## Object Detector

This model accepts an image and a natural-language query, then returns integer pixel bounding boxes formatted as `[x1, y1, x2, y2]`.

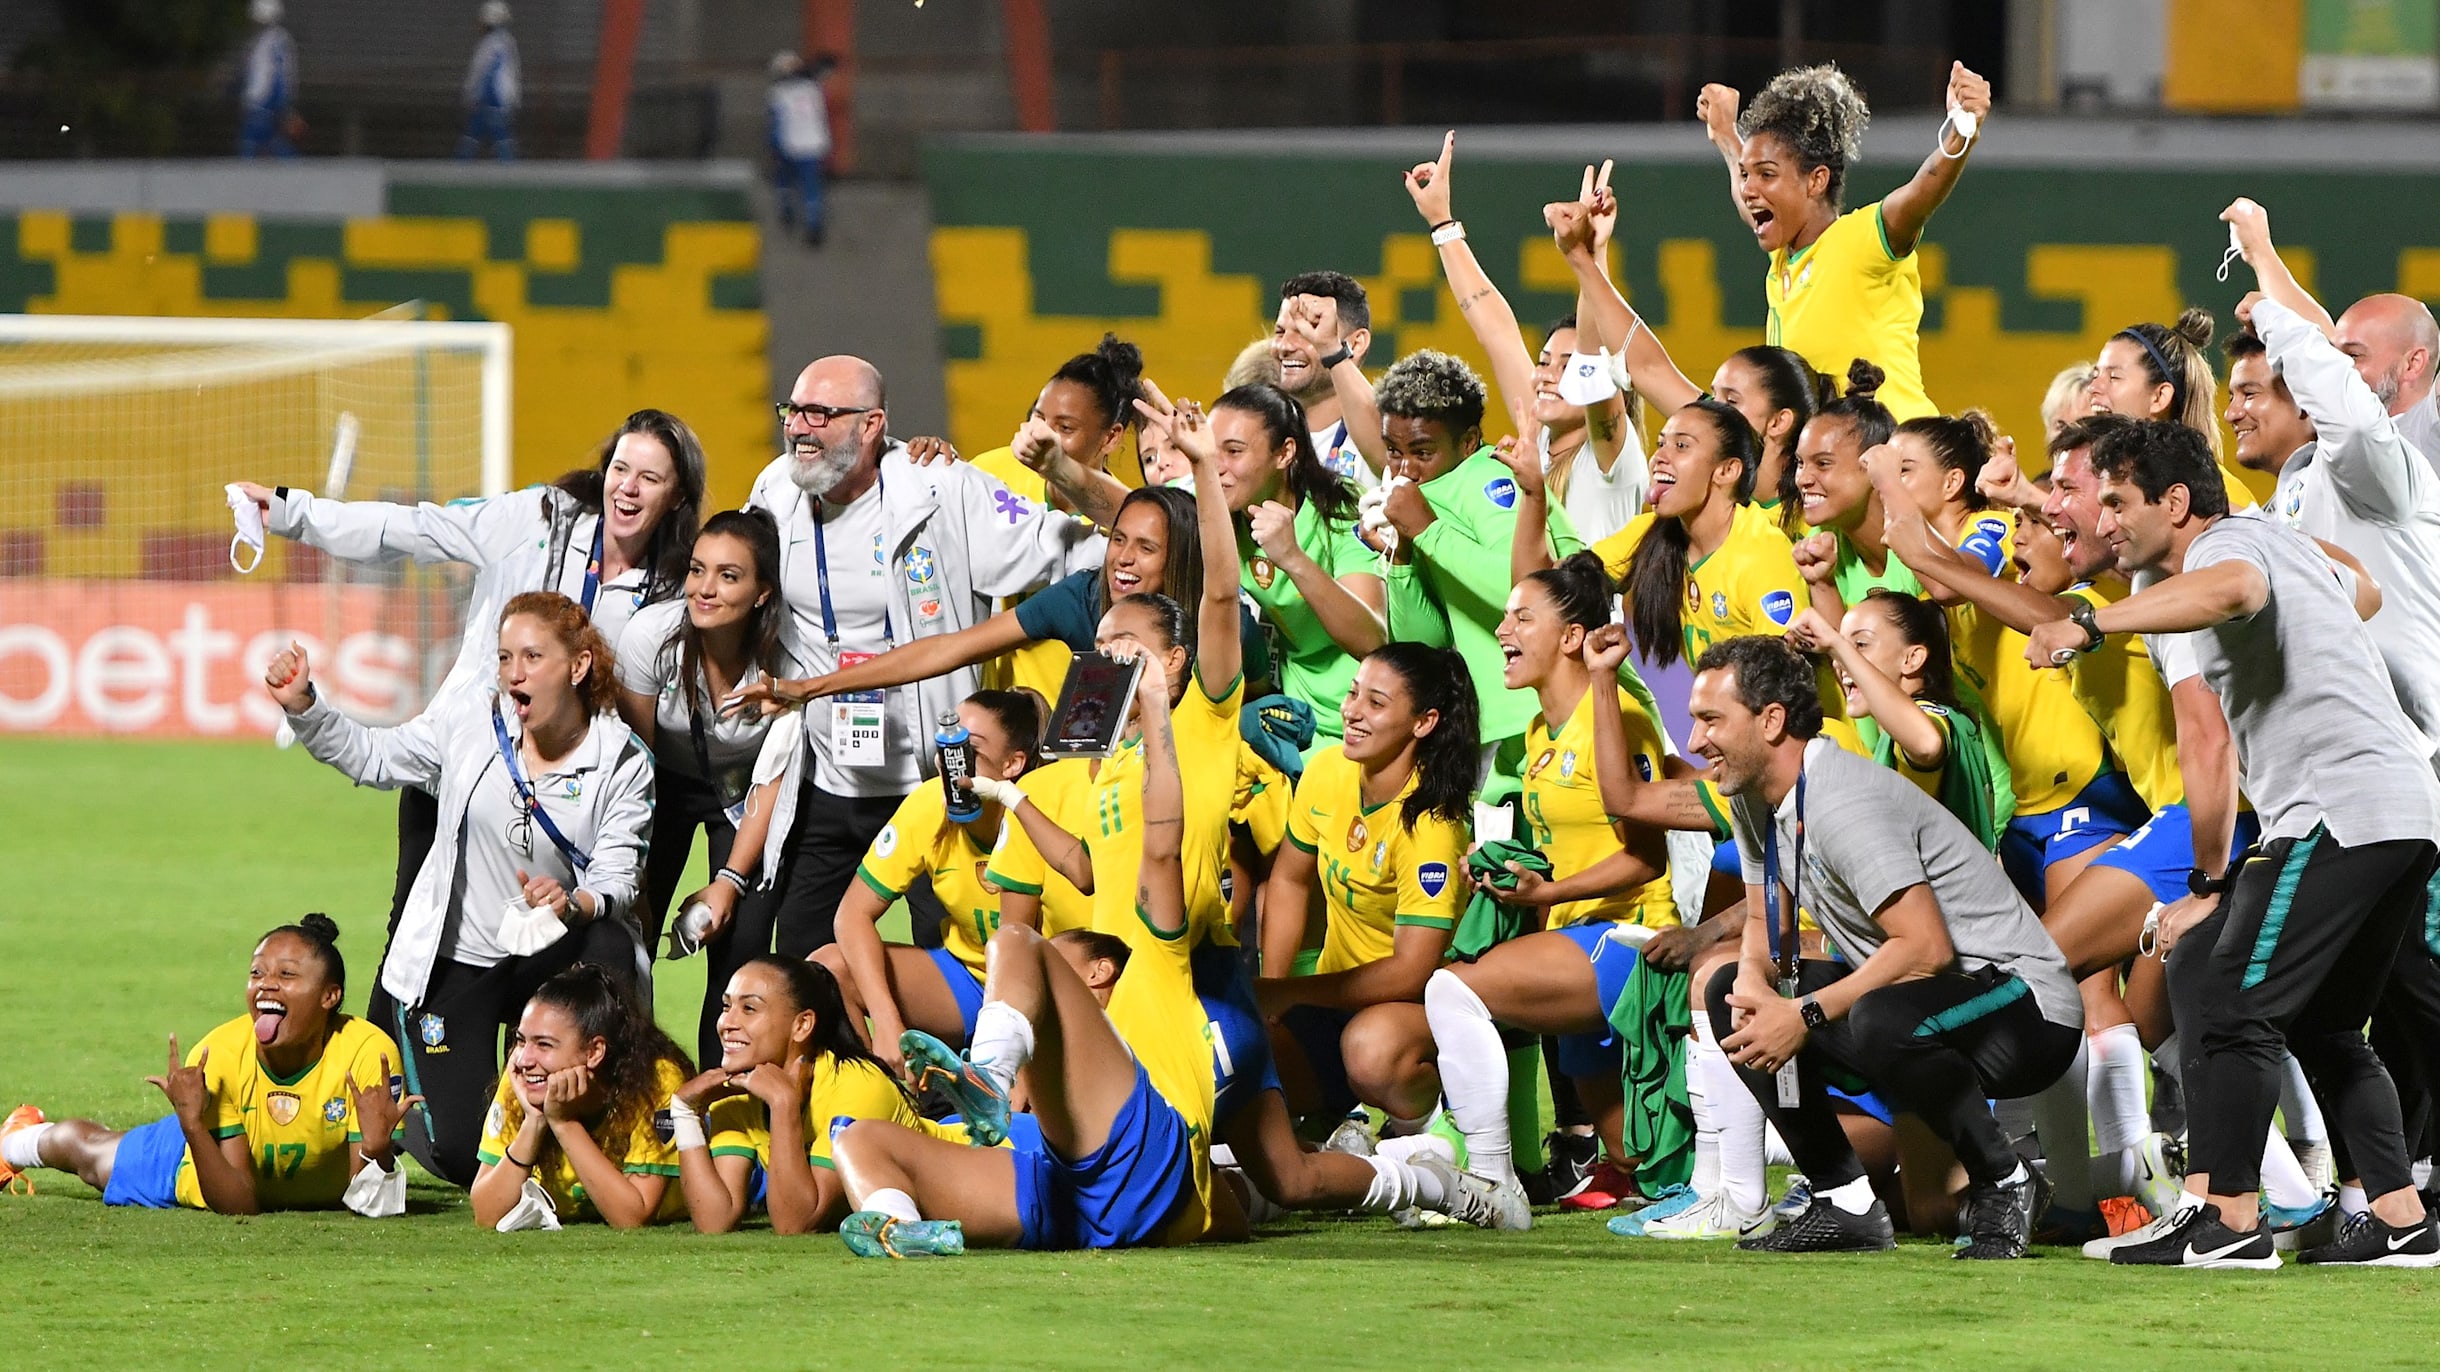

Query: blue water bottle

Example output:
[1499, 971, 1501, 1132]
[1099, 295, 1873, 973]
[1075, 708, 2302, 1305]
[936, 711, 981, 822]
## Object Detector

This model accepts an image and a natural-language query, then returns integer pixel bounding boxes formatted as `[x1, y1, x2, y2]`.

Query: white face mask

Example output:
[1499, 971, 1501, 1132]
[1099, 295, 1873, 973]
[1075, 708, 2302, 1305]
[1556, 351, 1618, 408]
[226, 483, 266, 574]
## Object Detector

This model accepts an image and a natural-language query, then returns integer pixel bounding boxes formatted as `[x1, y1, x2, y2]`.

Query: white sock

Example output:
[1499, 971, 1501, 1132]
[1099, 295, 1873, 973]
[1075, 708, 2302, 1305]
[2260, 1128, 2317, 1209]
[1690, 1011, 1767, 1214]
[2088, 1024, 2150, 1157]
[1377, 1132, 1455, 1167]
[863, 1186, 922, 1223]
[2096, 1146, 2140, 1201]
[967, 1001, 1035, 1099]
[1423, 970, 1512, 1185]
[1998, 1159, 2030, 1189]
[1823, 1174, 1878, 1215]
[1382, 1111, 1430, 1138]
[1764, 1125, 1793, 1169]
[2277, 1051, 2326, 1145]
[2026, 1039, 2095, 1210]
[2416, 1158, 2434, 1190]
[1686, 1012, 1721, 1198]
[2338, 1182, 2369, 1217]
[3, 1121, 52, 1169]
[1365, 1154, 1434, 1212]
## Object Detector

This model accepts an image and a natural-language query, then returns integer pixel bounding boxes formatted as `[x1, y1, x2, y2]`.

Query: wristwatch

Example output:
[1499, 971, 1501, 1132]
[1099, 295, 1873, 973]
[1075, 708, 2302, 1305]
[1317, 343, 1353, 370]
[1798, 996, 1827, 1030]
[2066, 600, 2105, 652]
[2186, 867, 2233, 897]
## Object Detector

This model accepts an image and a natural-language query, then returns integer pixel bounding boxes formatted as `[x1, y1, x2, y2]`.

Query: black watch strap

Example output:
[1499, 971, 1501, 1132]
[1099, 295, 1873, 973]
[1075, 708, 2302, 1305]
[1317, 344, 1353, 370]
[2187, 867, 2233, 897]
[1798, 995, 1828, 1030]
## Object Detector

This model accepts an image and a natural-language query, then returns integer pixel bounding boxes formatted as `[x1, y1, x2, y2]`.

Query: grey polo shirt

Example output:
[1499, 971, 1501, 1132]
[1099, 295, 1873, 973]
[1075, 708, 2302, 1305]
[1732, 739, 2082, 1028]
[2183, 512, 2440, 847]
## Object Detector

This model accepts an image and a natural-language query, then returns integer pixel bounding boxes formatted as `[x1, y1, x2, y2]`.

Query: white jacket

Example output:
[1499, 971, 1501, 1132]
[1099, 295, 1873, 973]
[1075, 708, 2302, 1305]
[2258, 298, 2440, 759]
[269, 485, 654, 713]
[289, 690, 655, 1005]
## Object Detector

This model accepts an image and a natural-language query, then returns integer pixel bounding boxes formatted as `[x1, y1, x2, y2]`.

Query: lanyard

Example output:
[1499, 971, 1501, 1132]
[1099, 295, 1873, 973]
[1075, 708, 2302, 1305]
[1761, 771, 1805, 988]
[810, 475, 891, 653]
[578, 519, 603, 616]
[491, 706, 592, 872]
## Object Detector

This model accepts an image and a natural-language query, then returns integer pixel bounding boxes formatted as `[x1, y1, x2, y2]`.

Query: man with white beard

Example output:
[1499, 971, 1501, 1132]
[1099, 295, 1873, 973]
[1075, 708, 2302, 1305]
[740, 355, 1099, 958]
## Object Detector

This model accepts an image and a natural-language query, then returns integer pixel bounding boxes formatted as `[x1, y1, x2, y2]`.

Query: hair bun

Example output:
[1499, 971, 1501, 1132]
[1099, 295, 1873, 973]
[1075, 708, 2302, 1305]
[1844, 358, 1885, 400]
[1096, 332, 1144, 389]
[2171, 306, 2215, 351]
[1958, 407, 1999, 449]
[299, 912, 340, 944]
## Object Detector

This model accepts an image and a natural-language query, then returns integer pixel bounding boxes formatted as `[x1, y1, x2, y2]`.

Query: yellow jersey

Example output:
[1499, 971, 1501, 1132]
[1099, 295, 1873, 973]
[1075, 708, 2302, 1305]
[2062, 583, 2182, 813]
[1285, 746, 1470, 973]
[1102, 895, 1217, 1246]
[703, 1053, 935, 1175]
[1946, 526, 2108, 817]
[1084, 673, 1245, 950]
[1597, 502, 1855, 750]
[173, 1014, 403, 1211]
[857, 782, 1005, 978]
[1766, 203, 1934, 421]
[983, 758, 1098, 937]
[1524, 686, 1679, 930]
[1233, 742, 1292, 858]
[972, 446, 1090, 703]
[477, 1058, 690, 1225]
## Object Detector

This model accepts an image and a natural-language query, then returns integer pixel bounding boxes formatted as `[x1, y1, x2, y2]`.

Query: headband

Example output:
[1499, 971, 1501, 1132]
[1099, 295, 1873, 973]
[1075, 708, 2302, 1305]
[2117, 328, 2185, 417]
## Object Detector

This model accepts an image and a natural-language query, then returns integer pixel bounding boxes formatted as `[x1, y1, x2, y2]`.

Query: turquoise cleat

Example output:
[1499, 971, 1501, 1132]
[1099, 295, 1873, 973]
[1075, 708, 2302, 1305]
[840, 1211, 967, 1259]
[900, 1029, 1010, 1146]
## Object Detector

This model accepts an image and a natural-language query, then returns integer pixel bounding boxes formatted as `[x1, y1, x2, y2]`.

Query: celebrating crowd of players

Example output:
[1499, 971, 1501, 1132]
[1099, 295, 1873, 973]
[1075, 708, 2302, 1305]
[12, 58, 2440, 1271]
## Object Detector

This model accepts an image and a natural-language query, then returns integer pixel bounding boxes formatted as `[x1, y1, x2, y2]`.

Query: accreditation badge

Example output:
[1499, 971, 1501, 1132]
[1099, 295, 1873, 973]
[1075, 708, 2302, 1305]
[832, 650, 887, 767]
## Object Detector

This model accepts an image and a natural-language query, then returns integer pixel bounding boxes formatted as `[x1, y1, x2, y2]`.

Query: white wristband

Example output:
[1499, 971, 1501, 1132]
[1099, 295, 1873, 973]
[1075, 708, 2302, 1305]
[667, 1097, 707, 1152]
[1430, 220, 1466, 246]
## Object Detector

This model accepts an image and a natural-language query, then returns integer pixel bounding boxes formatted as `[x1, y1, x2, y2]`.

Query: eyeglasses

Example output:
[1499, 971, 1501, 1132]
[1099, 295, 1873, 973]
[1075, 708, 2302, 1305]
[775, 400, 874, 426]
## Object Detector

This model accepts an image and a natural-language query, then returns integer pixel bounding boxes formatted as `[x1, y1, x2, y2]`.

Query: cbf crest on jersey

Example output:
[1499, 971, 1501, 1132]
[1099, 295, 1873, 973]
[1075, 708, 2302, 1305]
[324, 1095, 350, 1125]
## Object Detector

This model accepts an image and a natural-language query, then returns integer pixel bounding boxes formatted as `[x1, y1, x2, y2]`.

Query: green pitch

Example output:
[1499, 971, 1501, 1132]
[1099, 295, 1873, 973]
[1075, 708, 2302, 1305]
[3, 737, 2435, 1370]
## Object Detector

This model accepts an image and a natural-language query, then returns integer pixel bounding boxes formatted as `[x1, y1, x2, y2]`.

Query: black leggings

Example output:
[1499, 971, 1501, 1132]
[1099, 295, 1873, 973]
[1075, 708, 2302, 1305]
[640, 762, 739, 954]
[1705, 959, 2079, 1191]
[765, 776, 948, 957]
[385, 919, 640, 1187]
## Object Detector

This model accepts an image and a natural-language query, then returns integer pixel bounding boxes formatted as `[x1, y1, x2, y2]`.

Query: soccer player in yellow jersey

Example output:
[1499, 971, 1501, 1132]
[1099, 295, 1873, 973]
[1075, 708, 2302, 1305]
[2, 916, 412, 1217]
[1695, 61, 1993, 422]
[470, 966, 693, 1229]
[983, 754, 1098, 938]
[673, 957, 933, 1234]
[1419, 556, 1679, 1224]
[2084, 310, 2265, 508]
[819, 690, 1045, 1065]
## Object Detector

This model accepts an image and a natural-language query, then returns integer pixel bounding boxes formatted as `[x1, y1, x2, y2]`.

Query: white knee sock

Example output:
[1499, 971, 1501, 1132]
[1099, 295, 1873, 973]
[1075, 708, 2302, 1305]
[863, 1186, 922, 1223]
[2027, 1039, 2095, 1211]
[2085, 1024, 2150, 1200]
[1381, 1111, 1430, 1138]
[1365, 1154, 1443, 1212]
[3, 1121, 53, 1169]
[1690, 1007, 1766, 1213]
[967, 1001, 1036, 1099]
[2277, 1051, 2327, 1145]
[2260, 1129, 2317, 1209]
[1686, 1016, 1721, 1198]
[1424, 969, 1512, 1185]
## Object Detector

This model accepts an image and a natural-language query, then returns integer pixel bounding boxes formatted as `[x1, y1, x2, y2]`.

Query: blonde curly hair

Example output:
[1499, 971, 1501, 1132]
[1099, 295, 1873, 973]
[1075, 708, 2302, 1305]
[1739, 63, 1873, 209]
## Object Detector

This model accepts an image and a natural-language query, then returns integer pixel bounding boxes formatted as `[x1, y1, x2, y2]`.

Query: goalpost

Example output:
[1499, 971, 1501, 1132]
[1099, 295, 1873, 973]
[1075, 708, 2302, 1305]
[0, 314, 513, 736]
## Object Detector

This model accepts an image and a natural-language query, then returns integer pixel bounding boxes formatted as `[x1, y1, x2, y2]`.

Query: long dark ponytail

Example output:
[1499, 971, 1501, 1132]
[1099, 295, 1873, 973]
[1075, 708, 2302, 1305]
[669, 508, 786, 727]
[741, 955, 916, 1108]
[1215, 382, 1355, 523]
[1859, 588, 1961, 710]
[1625, 397, 1759, 667]
[511, 963, 694, 1154]
[1360, 641, 1482, 832]
[1730, 344, 1828, 533]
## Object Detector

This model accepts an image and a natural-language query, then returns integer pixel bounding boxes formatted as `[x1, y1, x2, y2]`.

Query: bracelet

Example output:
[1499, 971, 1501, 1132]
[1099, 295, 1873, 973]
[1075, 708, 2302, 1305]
[1430, 220, 1466, 247]
[505, 1147, 536, 1170]
[1428, 218, 1455, 233]
[714, 866, 750, 893]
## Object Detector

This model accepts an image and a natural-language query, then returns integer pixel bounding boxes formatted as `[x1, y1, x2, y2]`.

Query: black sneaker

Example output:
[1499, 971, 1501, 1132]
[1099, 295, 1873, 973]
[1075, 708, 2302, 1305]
[1957, 1167, 2052, 1260]
[1540, 1130, 1601, 1201]
[1735, 1194, 1896, 1253]
[2108, 1200, 2279, 1269]
[2299, 1208, 2440, 1267]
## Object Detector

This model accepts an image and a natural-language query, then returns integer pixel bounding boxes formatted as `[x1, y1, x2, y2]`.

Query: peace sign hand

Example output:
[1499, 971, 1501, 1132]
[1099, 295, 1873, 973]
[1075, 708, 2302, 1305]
[1404, 130, 1455, 225]
[1579, 159, 1617, 250]
[145, 1034, 213, 1122]
[1132, 378, 1215, 470]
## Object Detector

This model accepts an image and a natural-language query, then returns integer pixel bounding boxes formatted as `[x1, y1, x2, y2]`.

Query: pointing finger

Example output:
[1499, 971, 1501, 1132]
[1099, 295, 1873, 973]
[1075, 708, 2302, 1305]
[1436, 128, 1453, 178]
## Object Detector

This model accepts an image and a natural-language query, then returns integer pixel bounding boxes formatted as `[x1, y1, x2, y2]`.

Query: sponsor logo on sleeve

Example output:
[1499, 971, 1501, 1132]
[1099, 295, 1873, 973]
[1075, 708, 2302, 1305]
[1484, 477, 1518, 510]
[1761, 589, 1796, 626]
[1417, 861, 1450, 898]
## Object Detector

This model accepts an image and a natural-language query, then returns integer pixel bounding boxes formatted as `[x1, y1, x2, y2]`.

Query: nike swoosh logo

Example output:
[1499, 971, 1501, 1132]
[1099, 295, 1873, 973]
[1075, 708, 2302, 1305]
[2185, 1238, 2259, 1262]
[2389, 1231, 2426, 1252]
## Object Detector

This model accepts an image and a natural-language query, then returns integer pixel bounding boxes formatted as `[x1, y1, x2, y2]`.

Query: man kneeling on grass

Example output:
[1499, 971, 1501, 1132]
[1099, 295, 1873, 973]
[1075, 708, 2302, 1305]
[1691, 636, 2083, 1258]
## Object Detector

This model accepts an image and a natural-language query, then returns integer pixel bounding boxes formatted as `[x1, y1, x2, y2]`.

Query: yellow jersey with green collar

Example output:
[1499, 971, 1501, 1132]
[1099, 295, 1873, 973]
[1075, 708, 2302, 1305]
[1523, 686, 1678, 931]
[982, 758, 1097, 937]
[1286, 746, 1469, 973]
[1946, 518, 2108, 818]
[1596, 502, 1857, 751]
[1765, 203, 1934, 421]
[1233, 740, 1292, 858]
[857, 782, 1004, 977]
[173, 1013, 403, 1211]
[476, 1057, 689, 1224]
[1085, 673, 1245, 950]
[2060, 583, 2182, 812]
[703, 1053, 938, 1176]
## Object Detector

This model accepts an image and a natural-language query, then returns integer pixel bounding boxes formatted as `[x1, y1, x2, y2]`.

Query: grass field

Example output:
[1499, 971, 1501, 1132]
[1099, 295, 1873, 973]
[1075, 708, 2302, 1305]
[6, 736, 2440, 1369]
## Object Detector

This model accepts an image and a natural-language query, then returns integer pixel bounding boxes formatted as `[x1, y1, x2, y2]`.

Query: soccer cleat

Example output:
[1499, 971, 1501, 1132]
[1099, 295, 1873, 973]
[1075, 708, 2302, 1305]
[898, 1030, 1009, 1147]
[1735, 1194, 1897, 1254]
[2107, 1200, 2279, 1269]
[1957, 1168, 2050, 1260]
[1541, 1130, 1601, 1200]
[1642, 1190, 1767, 1241]
[839, 1211, 966, 1259]
[1322, 1115, 1376, 1159]
[1605, 1184, 1696, 1237]
[1409, 1155, 1531, 1231]
[1773, 1174, 1813, 1220]
[2131, 1132, 2187, 1225]
[2298, 1208, 2440, 1267]
[1558, 1161, 1643, 1213]
[2084, 1198, 2191, 1259]
[0, 1104, 45, 1194]
[2097, 1196, 2154, 1238]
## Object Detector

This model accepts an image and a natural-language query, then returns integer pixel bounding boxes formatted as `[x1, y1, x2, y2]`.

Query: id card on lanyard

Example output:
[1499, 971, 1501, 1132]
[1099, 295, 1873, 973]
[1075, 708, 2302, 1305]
[813, 484, 890, 768]
[686, 704, 754, 826]
[1761, 771, 1806, 1106]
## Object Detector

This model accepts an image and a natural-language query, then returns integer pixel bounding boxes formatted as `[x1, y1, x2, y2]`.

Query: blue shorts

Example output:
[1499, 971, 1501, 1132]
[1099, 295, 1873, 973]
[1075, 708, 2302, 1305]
[1550, 921, 1644, 1079]
[1190, 947, 1279, 1134]
[1711, 838, 1743, 877]
[1999, 770, 2149, 904]
[101, 1114, 188, 1209]
[2090, 804, 2265, 906]
[1280, 1004, 1358, 1121]
[927, 947, 987, 1042]
[1007, 1063, 1194, 1250]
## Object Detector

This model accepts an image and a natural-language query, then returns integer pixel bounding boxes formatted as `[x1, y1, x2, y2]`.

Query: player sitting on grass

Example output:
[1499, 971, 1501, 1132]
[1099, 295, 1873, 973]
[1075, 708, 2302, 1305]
[468, 965, 693, 1229]
[672, 956, 934, 1235]
[1, 915, 415, 1217]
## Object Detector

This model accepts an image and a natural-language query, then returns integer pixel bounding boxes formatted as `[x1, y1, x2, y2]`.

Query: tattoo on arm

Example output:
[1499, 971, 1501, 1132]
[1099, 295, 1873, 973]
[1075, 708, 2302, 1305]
[1456, 286, 1494, 315]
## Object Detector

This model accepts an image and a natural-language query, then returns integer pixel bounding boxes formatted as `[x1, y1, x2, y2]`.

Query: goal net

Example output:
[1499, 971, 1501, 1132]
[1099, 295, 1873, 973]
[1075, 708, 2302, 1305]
[0, 314, 511, 737]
